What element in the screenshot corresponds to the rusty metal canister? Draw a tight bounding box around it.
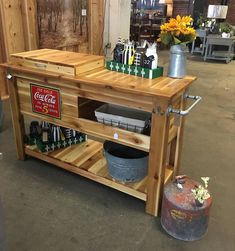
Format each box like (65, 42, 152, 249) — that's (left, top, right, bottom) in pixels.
(161, 176, 212, 241)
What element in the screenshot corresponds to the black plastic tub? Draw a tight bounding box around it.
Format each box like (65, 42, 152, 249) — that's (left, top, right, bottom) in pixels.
(103, 141, 148, 183)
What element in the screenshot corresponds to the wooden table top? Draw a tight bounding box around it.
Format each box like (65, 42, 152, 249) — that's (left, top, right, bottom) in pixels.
(75, 68, 196, 99)
(1, 62, 196, 100)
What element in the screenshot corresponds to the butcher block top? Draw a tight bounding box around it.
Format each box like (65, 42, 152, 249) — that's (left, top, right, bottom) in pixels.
(10, 49, 105, 76)
(2, 49, 196, 100)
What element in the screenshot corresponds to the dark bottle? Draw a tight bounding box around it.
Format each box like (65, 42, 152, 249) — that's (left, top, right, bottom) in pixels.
(30, 121, 41, 139)
(41, 121, 50, 143)
(113, 37, 124, 63)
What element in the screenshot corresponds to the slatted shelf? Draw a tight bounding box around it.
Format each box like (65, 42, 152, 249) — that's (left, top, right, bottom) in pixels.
(25, 139, 174, 201)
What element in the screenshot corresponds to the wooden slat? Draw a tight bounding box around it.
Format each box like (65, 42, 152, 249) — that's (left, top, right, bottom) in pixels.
(11, 49, 57, 58)
(89, 0, 104, 55)
(25, 141, 174, 201)
(25, 146, 147, 201)
(79, 151, 105, 171)
(0, 0, 26, 62)
(21, 0, 38, 50)
(68, 72, 196, 100)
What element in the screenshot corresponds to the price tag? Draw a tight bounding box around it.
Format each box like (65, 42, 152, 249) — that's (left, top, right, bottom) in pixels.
(114, 133, 119, 139)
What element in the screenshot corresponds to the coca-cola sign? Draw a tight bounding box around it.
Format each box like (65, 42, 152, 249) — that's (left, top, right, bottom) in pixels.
(30, 84, 61, 119)
(33, 92, 56, 104)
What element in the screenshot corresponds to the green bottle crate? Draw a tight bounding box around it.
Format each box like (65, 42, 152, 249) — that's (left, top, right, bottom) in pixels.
(26, 133, 87, 153)
(106, 60, 164, 79)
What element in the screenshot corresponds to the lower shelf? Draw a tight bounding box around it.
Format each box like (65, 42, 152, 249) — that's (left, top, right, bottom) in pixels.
(25, 139, 174, 201)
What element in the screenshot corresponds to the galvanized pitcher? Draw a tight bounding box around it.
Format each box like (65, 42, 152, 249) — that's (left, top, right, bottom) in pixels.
(168, 44, 187, 78)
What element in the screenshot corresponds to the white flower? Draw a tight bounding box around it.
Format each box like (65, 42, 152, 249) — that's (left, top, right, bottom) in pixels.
(201, 177, 210, 188)
(191, 177, 211, 205)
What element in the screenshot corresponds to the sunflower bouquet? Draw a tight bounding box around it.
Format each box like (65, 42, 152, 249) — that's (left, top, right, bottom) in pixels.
(159, 15, 196, 46)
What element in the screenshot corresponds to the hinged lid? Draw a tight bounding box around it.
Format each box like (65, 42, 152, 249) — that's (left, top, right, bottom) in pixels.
(10, 49, 105, 76)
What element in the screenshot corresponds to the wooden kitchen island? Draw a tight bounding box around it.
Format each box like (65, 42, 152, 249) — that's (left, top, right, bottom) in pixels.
(1, 49, 197, 216)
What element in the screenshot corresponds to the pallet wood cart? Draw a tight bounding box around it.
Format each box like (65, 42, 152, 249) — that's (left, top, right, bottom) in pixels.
(1, 49, 198, 216)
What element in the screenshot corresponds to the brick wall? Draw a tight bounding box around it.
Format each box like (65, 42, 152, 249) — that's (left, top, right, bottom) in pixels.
(226, 1, 235, 24)
(172, 0, 191, 17)
(173, 0, 235, 24)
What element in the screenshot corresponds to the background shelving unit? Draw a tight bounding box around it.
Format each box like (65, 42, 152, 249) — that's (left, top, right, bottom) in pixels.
(130, 1, 167, 42)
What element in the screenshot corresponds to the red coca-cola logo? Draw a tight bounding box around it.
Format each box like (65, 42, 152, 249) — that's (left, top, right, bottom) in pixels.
(31, 84, 61, 119)
(33, 92, 56, 104)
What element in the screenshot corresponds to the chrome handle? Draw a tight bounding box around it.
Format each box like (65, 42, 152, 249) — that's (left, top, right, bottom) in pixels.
(168, 95, 202, 116)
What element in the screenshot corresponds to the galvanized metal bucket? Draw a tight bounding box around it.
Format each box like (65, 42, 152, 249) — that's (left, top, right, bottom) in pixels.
(161, 176, 212, 241)
(103, 141, 148, 182)
(168, 44, 187, 78)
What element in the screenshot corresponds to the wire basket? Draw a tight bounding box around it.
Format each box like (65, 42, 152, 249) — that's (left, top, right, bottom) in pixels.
(95, 104, 151, 134)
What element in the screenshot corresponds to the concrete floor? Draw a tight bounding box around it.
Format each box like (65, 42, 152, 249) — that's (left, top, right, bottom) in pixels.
(0, 51, 235, 251)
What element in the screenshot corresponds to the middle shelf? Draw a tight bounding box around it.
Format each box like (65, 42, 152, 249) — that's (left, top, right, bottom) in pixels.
(25, 139, 174, 201)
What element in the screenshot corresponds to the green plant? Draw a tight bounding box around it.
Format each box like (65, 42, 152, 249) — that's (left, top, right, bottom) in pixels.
(191, 177, 210, 205)
(220, 22, 232, 33)
(196, 14, 207, 29)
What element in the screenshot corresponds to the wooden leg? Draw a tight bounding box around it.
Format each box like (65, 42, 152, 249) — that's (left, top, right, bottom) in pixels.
(146, 102, 170, 216)
(172, 94, 187, 177)
(7, 75, 25, 160)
